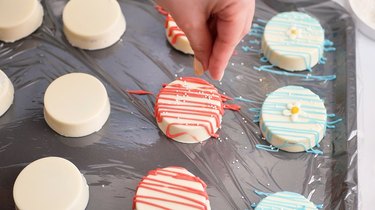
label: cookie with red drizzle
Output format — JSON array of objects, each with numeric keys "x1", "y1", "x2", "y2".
[
  {"x1": 155, "y1": 77, "x2": 224, "y2": 143},
  {"x1": 165, "y1": 14, "x2": 194, "y2": 54},
  {"x1": 133, "y1": 166, "x2": 211, "y2": 210}
]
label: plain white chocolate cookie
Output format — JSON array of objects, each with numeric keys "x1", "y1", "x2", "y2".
[
  {"x1": 262, "y1": 12, "x2": 325, "y2": 71},
  {"x1": 165, "y1": 14, "x2": 194, "y2": 55},
  {"x1": 13, "y1": 157, "x2": 89, "y2": 210},
  {"x1": 260, "y1": 86, "x2": 327, "y2": 152},
  {"x1": 44, "y1": 73, "x2": 110, "y2": 137},
  {"x1": 133, "y1": 166, "x2": 211, "y2": 210},
  {"x1": 63, "y1": 0, "x2": 126, "y2": 50},
  {"x1": 0, "y1": 0, "x2": 44, "y2": 43},
  {"x1": 155, "y1": 77, "x2": 223, "y2": 143},
  {"x1": 0, "y1": 69, "x2": 14, "y2": 117}
]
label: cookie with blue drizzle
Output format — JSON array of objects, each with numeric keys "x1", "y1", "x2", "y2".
[
  {"x1": 254, "y1": 191, "x2": 318, "y2": 210},
  {"x1": 262, "y1": 12, "x2": 325, "y2": 71},
  {"x1": 259, "y1": 86, "x2": 327, "y2": 153}
]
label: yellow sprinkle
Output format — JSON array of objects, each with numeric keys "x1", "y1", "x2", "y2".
[{"x1": 291, "y1": 106, "x2": 299, "y2": 114}]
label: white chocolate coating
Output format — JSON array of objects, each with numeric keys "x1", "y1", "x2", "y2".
[
  {"x1": 155, "y1": 77, "x2": 223, "y2": 143},
  {"x1": 262, "y1": 12, "x2": 325, "y2": 71},
  {"x1": 44, "y1": 73, "x2": 110, "y2": 137},
  {"x1": 165, "y1": 14, "x2": 194, "y2": 55},
  {"x1": 255, "y1": 191, "x2": 317, "y2": 210},
  {"x1": 13, "y1": 157, "x2": 89, "y2": 210},
  {"x1": 134, "y1": 166, "x2": 211, "y2": 210},
  {"x1": 0, "y1": 69, "x2": 14, "y2": 117},
  {"x1": 0, "y1": 0, "x2": 43, "y2": 43},
  {"x1": 260, "y1": 86, "x2": 327, "y2": 152},
  {"x1": 63, "y1": 0, "x2": 126, "y2": 50}
]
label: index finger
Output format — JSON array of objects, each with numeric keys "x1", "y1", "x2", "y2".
[{"x1": 208, "y1": 8, "x2": 249, "y2": 80}]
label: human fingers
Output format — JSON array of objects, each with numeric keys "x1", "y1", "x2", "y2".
[
  {"x1": 208, "y1": 5, "x2": 249, "y2": 80},
  {"x1": 156, "y1": 0, "x2": 213, "y2": 72}
]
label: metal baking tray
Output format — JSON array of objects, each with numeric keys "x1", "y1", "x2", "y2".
[{"x1": 0, "y1": 0, "x2": 357, "y2": 209}]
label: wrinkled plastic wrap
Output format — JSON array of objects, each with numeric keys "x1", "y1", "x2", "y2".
[{"x1": 0, "y1": 0, "x2": 357, "y2": 209}]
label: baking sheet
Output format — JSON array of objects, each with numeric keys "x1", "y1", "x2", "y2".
[{"x1": 0, "y1": 0, "x2": 357, "y2": 209}]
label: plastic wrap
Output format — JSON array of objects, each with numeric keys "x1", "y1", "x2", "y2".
[{"x1": 0, "y1": 0, "x2": 357, "y2": 209}]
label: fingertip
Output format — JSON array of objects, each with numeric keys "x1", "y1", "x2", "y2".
[
  {"x1": 208, "y1": 64, "x2": 225, "y2": 81},
  {"x1": 207, "y1": 40, "x2": 235, "y2": 81}
]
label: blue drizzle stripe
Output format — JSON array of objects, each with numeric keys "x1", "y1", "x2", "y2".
[{"x1": 253, "y1": 65, "x2": 336, "y2": 81}]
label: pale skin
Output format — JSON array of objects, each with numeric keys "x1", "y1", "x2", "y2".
[{"x1": 157, "y1": 0, "x2": 255, "y2": 80}]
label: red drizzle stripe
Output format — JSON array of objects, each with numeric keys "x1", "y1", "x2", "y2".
[
  {"x1": 127, "y1": 90, "x2": 153, "y2": 95},
  {"x1": 134, "y1": 196, "x2": 203, "y2": 209},
  {"x1": 220, "y1": 94, "x2": 233, "y2": 102},
  {"x1": 137, "y1": 185, "x2": 207, "y2": 209},
  {"x1": 178, "y1": 77, "x2": 211, "y2": 85},
  {"x1": 155, "y1": 5, "x2": 168, "y2": 16},
  {"x1": 223, "y1": 104, "x2": 241, "y2": 111},
  {"x1": 171, "y1": 33, "x2": 186, "y2": 44},
  {"x1": 133, "y1": 200, "x2": 170, "y2": 210},
  {"x1": 165, "y1": 15, "x2": 174, "y2": 28},
  {"x1": 139, "y1": 181, "x2": 207, "y2": 198},
  {"x1": 168, "y1": 26, "x2": 181, "y2": 37},
  {"x1": 165, "y1": 15, "x2": 188, "y2": 45},
  {"x1": 155, "y1": 77, "x2": 223, "y2": 140},
  {"x1": 160, "y1": 88, "x2": 222, "y2": 101},
  {"x1": 159, "y1": 168, "x2": 207, "y2": 188},
  {"x1": 156, "y1": 98, "x2": 224, "y2": 115},
  {"x1": 133, "y1": 167, "x2": 209, "y2": 210}
]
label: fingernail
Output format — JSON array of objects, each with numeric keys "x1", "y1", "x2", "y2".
[
  {"x1": 218, "y1": 72, "x2": 224, "y2": 81},
  {"x1": 194, "y1": 57, "x2": 204, "y2": 76},
  {"x1": 210, "y1": 70, "x2": 225, "y2": 81},
  {"x1": 218, "y1": 71, "x2": 224, "y2": 81}
]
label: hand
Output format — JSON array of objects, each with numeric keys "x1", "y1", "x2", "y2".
[{"x1": 157, "y1": 0, "x2": 255, "y2": 80}]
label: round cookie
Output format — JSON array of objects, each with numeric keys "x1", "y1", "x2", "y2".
[
  {"x1": 261, "y1": 12, "x2": 325, "y2": 71},
  {"x1": 0, "y1": 0, "x2": 44, "y2": 43},
  {"x1": 260, "y1": 86, "x2": 327, "y2": 152},
  {"x1": 165, "y1": 14, "x2": 194, "y2": 54},
  {"x1": 255, "y1": 191, "x2": 317, "y2": 210},
  {"x1": 13, "y1": 157, "x2": 89, "y2": 210},
  {"x1": 44, "y1": 73, "x2": 110, "y2": 137},
  {"x1": 63, "y1": 0, "x2": 126, "y2": 50},
  {"x1": 155, "y1": 77, "x2": 223, "y2": 143},
  {"x1": 0, "y1": 69, "x2": 14, "y2": 117},
  {"x1": 133, "y1": 166, "x2": 211, "y2": 210}
]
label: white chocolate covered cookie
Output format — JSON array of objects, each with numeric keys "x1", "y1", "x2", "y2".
[
  {"x1": 44, "y1": 73, "x2": 110, "y2": 137},
  {"x1": 0, "y1": 0, "x2": 43, "y2": 42},
  {"x1": 165, "y1": 14, "x2": 194, "y2": 54},
  {"x1": 260, "y1": 86, "x2": 327, "y2": 152},
  {"x1": 255, "y1": 191, "x2": 317, "y2": 210},
  {"x1": 63, "y1": 0, "x2": 126, "y2": 50},
  {"x1": 133, "y1": 166, "x2": 211, "y2": 210},
  {"x1": 13, "y1": 157, "x2": 89, "y2": 210},
  {"x1": 0, "y1": 69, "x2": 14, "y2": 117},
  {"x1": 262, "y1": 12, "x2": 325, "y2": 71},
  {"x1": 155, "y1": 77, "x2": 223, "y2": 143}
]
